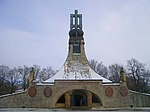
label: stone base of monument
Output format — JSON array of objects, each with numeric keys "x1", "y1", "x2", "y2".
[{"x1": 0, "y1": 107, "x2": 150, "y2": 112}]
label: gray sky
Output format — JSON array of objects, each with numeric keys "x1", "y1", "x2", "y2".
[{"x1": 0, "y1": 0, "x2": 150, "y2": 69}]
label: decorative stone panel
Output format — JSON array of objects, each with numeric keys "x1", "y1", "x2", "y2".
[
  {"x1": 28, "y1": 86, "x2": 37, "y2": 97},
  {"x1": 119, "y1": 86, "x2": 128, "y2": 97},
  {"x1": 105, "y1": 87, "x2": 113, "y2": 97},
  {"x1": 44, "y1": 87, "x2": 52, "y2": 97}
]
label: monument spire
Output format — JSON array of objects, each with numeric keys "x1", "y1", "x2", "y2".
[
  {"x1": 70, "y1": 10, "x2": 82, "y2": 30},
  {"x1": 44, "y1": 10, "x2": 111, "y2": 82}
]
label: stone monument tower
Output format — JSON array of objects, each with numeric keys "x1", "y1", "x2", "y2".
[
  {"x1": 1, "y1": 10, "x2": 149, "y2": 109},
  {"x1": 45, "y1": 10, "x2": 111, "y2": 82}
]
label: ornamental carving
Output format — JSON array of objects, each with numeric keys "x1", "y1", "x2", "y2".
[
  {"x1": 28, "y1": 86, "x2": 37, "y2": 97},
  {"x1": 63, "y1": 61, "x2": 91, "y2": 79},
  {"x1": 120, "y1": 86, "x2": 128, "y2": 97},
  {"x1": 105, "y1": 87, "x2": 113, "y2": 97},
  {"x1": 44, "y1": 87, "x2": 52, "y2": 97}
]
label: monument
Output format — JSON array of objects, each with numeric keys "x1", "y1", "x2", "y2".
[{"x1": 0, "y1": 10, "x2": 150, "y2": 109}]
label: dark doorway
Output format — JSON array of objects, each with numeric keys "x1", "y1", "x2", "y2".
[{"x1": 71, "y1": 90, "x2": 87, "y2": 107}]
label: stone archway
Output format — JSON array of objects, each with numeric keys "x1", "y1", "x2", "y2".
[
  {"x1": 70, "y1": 90, "x2": 87, "y2": 107},
  {"x1": 55, "y1": 89, "x2": 102, "y2": 108}
]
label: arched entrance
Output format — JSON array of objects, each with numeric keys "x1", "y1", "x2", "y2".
[
  {"x1": 56, "y1": 89, "x2": 102, "y2": 108},
  {"x1": 70, "y1": 90, "x2": 87, "y2": 107}
]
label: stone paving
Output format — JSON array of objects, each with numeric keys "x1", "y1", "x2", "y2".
[{"x1": 0, "y1": 108, "x2": 150, "y2": 112}]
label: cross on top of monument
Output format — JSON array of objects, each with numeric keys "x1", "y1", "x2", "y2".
[{"x1": 70, "y1": 10, "x2": 82, "y2": 30}]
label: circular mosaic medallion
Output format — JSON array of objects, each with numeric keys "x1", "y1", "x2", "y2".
[
  {"x1": 120, "y1": 86, "x2": 128, "y2": 97},
  {"x1": 28, "y1": 86, "x2": 37, "y2": 97},
  {"x1": 105, "y1": 87, "x2": 113, "y2": 97},
  {"x1": 44, "y1": 87, "x2": 52, "y2": 97}
]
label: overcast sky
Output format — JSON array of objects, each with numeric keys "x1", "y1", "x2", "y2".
[{"x1": 0, "y1": 0, "x2": 150, "y2": 70}]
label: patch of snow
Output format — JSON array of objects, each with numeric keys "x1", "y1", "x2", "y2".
[
  {"x1": 36, "y1": 82, "x2": 54, "y2": 86},
  {"x1": 15, "y1": 89, "x2": 24, "y2": 92},
  {"x1": 129, "y1": 90, "x2": 150, "y2": 96},
  {"x1": 0, "y1": 91, "x2": 26, "y2": 98},
  {"x1": 102, "y1": 83, "x2": 120, "y2": 86},
  {"x1": 44, "y1": 61, "x2": 111, "y2": 83}
]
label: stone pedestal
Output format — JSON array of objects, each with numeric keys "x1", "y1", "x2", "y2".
[
  {"x1": 120, "y1": 81, "x2": 126, "y2": 87},
  {"x1": 29, "y1": 80, "x2": 36, "y2": 87}
]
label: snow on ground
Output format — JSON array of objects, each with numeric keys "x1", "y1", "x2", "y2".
[{"x1": 1, "y1": 108, "x2": 150, "y2": 112}]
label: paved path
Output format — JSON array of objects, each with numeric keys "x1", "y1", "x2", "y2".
[{"x1": 0, "y1": 108, "x2": 150, "y2": 112}]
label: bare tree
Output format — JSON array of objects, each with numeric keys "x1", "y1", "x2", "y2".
[
  {"x1": 89, "y1": 59, "x2": 108, "y2": 78},
  {"x1": 108, "y1": 63, "x2": 123, "y2": 83},
  {"x1": 89, "y1": 59, "x2": 98, "y2": 70},
  {"x1": 38, "y1": 66, "x2": 56, "y2": 82},
  {"x1": 96, "y1": 62, "x2": 108, "y2": 78},
  {"x1": 138, "y1": 69, "x2": 150, "y2": 93},
  {"x1": 33, "y1": 65, "x2": 41, "y2": 81},
  {"x1": 38, "y1": 69, "x2": 46, "y2": 82},
  {"x1": 126, "y1": 58, "x2": 149, "y2": 92},
  {"x1": 0, "y1": 64, "x2": 57, "y2": 95},
  {"x1": 46, "y1": 66, "x2": 56, "y2": 79},
  {"x1": 8, "y1": 67, "x2": 21, "y2": 93},
  {"x1": 0, "y1": 65, "x2": 9, "y2": 84},
  {"x1": 0, "y1": 65, "x2": 10, "y2": 95},
  {"x1": 21, "y1": 66, "x2": 30, "y2": 91}
]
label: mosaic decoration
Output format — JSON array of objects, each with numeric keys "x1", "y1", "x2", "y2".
[
  {"x1": 120, "y1": 86, "x2": 128, "y2": 97},
  {"x1": 63, "y1": 61, "x2": 91, "y2": 79},
  {"x1": 44, "y1": 87, "x2": 52, "y2": 97},
  {"x1": 28, "y1": 86, "x2": 37, "y2": 97},
  {"x1": 105, "y1": 87, "x2": 113, "y2": 97}
]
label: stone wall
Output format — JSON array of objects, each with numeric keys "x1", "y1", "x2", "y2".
[
  {"x1": 130, "y1": 90, "x2": 150, "y2": 107},
  {"x1": 102, "y1": 84, "x2": 131, "y2": 108},
  {"x1": 0, "y1": 80, "x2": 150, "y2": 108},
  {"x1": 0, "y1": 85, "x2": 53, "y2": 108}
]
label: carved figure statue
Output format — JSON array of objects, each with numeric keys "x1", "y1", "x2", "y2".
[
  {"x1": 120, "y1": 67, "x2": 126, "y2": 82},
  {"x1": 65, "y1": 93, "x2": 70, "y2": 107},
  {"x1": 29, "y1": 67, "x2": 35, "y2": 83}
]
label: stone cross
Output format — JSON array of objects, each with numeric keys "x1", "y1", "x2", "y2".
[{"x1": 70, "y1": 10, "x2": 82, "y2": 30}]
